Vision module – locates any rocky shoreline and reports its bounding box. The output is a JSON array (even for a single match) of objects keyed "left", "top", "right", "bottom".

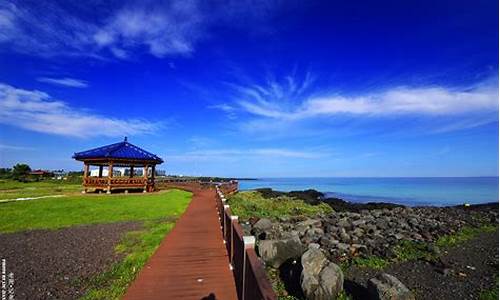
[{"left": 238, "top": 188, "right": 499, "bottom": 299}]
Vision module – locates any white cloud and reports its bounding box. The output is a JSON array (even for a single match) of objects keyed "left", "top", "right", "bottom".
[
  {"left": 225, "top": 74, "right": 498, "bottom": 121},
  {"left": 0, "top": 83, "right": 161, "bottom": 138},
  {"left": 93, "top": 2, "right": 203, "bottom": 58},
  {"left": 37, "top": 77, "right": 88, "bottom": 88},
  {"left": 0, "top": 1, "right": 285, "bottom": 59}
]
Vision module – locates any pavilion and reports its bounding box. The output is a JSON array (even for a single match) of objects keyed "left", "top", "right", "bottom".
[{"left": 73, "top": 137, "right": 164, "bottom": 193}]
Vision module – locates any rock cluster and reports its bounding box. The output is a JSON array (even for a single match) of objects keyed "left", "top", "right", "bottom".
[
  {"left": 246, "top": 190, "right": 498, "bottom": 299},
  {"left": 250, "top": 205, "right": 498, "bottom": 260}
]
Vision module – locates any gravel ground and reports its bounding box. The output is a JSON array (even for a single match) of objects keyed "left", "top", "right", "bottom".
[
  {"left": 345, "top": 229, "right": 499, "bottom": 300},
  {"left": 0, "top": 222, "right": 141, "bottom": 300}
]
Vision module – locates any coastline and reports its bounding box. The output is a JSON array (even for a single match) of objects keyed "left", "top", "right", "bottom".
[
  {"left": 239, "top": 176, "right": 499, "bottom": 207},
  {"left": 253, "top": 187, "right": 499, "bottom": 211}
]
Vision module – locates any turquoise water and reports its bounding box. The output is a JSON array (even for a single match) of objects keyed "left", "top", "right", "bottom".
[{"left": 238, "top": 177, "right": 499, "bottom": 206}]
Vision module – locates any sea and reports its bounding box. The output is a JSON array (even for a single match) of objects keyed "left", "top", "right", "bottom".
[{"left": 238, "top": 177, "right": 499, "bottom": 206}]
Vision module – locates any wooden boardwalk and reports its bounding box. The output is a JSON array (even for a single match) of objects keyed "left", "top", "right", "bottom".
[{"left": 123, "top": 187, "right": 238, "bottom": 300}]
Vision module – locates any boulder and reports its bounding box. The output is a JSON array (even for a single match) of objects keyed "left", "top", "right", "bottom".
[
  {"left": 317, "top": 263, "right": 344, "bottom": 300},
  {"left": 302, "top": 247, "right": 328, "bottom": 276},
  {"left": 296, "top": 219, "right": 322, "bottom": 236},
  {"left": 253, "top": 218, "right": 273, "bottom": 232},
  {"left": 352, "top": 219, "right": 366, "bottom": 227},
  {"left": 301, "top": 249, "right": 326, "bottom": 299},
  {"left": 301, "top": 248, "right": 344, "bottom": 300},
  {"left": 337, "top": 243, "right": 350, "bottom": 253},
  {"left": 368, "top": 273, "right": 415, "bottom": 300},
  {"left": 258, "top": 234, "right": 305, "bottom": 268},
  {"left": 303, "top": 228, "right": 325, "bottom": 244},
  {"left": 337, "top": 218, "right": 351, "bottom": 228}
]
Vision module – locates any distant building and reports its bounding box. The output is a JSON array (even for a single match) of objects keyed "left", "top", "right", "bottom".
[
  {"left": 30, "top": 169, "right": 53, "bottom": 177},
  {"left": 52, "top": 169, "right": 67, "bottom": 180}
]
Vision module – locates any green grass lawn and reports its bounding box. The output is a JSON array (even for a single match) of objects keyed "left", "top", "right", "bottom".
[
  {"left": 0, "top": 179, "right": 82, "bottom": 200},
  {"left": 0, "top": 189, "right": 192, "bottom": 233}
]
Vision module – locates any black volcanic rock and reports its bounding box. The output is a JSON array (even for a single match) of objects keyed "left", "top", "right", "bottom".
[{"left": 254, "top": 188, "right": 403, "bottom": 211}]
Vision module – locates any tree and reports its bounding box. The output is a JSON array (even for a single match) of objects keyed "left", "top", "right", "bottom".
[
  {"left": 12, "top": 163, "right": 31, "bottom": 181},
  {"left": 0, "top": 168, "right": 12, "bottom": 179}
]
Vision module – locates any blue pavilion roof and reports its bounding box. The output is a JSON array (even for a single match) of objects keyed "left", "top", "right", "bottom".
[{"left": 73, "top": 138, "right": 163, "bottom": 164}]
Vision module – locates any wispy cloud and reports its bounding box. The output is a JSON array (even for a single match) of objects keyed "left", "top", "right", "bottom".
[
  {"left": 0, "top": 83, "right": 161, "bottom": 138},
  {"left": 167, "top": 147, "right": 332, "bottom": 162},
  {"left": 37, "top": 77, "right": 88, "bottom": 88},
  {"left": 210, "top": 72, "right": 499, "bottom": 136},
  {"left": 0, "top": 143, "right": 34, "bottom": 151},
  {"left": 0, "top": 1, "right": 285, "bottom": 59},
  {"left": 234, "top": 78, "right": 498, "bottom": 120},
  {"left": 208, "top": 103, "right": 238, "bottom": 119}
]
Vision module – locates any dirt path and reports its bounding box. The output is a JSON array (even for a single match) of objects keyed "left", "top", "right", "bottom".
[
  {"left": 0, "top": 222, "right": 140, "bottom": 299},
  {"left": 123, "top": 187, "right": 238, "bottom": 300},
  {"left": 345, "top": 230, "right": 499, "bottom": 300}
]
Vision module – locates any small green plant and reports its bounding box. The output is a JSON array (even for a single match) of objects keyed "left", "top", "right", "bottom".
[
  {"left": 393, "top": 240, "right": 434, "bottom": 262},
  {"left": 479, "top": 276, "right": 499, "bottom": 300},
  {"left": 266, "top": 267, "right": 301, "bottom": 300},
  {"left": 436, "top": 225, "right": 497, "bottom": 248},
  {"left": 352, "top": 256, "right": 389, "bottom": 269},
  {"left": 337, "top": 291, "right": 352, "bottom": 300}
]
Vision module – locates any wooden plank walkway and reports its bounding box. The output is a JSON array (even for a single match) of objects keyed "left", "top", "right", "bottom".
[{"left": 123, "top": 187, "right": 238, "bottom": 300}]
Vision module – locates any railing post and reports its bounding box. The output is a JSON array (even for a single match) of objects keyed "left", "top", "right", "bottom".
[
  {"left": 242, "top": 236, "right": 256, "bottom": 300},
  {"left": 230, "top": 215, "right": 238, "bottom": 268},
  {"left": 223, "top": 205, "right": 230, "bottom": 243}
]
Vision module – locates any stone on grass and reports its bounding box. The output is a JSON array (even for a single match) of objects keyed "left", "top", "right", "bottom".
[{"left": 368, "top": 273, "right": 415, "bottom": 300}]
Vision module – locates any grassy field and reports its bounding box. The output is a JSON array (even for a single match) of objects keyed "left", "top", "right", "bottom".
[
  {"left": 0, "top": 179, "right": 82, "bottom": 200},
  {"left": 0, "top": 188, "right": 192, "bottom": 233}
]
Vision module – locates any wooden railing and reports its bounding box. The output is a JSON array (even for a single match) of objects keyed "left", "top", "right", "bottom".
[
  {"left": 83, "top": 177, "right": 150, "bottom": 187},
  {"left": 156, "top": 179, "right": 276, "bottom": 299},
  {"left": 216, "top": 184, "right": 276, "bottom": 300}
]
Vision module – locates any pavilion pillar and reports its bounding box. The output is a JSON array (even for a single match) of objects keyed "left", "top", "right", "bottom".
[
  {"left": 151, "top": 165, "right": 156, "bottom": 192},
  {"left": 82, "top": 163, "right": 89, "bottom": 194},
  {"left": 143, "top": 165, "right": 148, "bottom": 193},
  {"left": 107, "top": 161, "right": 113, "bottom": 194},
  {"left": 130, "top": 166, "right": 134, "bottom": 178},
  {"left": 83, "top": 163, "right": 89, "bottom": 178},
  {"left": 98, "top": 165, "right": 103, "bottom": 178}
]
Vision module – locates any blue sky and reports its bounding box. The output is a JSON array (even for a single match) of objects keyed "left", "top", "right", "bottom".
[{"left": 0, "top": 0, "right": 498, "bottom": 177}]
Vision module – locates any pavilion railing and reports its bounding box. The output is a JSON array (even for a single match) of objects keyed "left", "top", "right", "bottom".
[
  {"left": 216, "top": 184, "right": 276, "bottom": 300},
  {"left": 83, "top": 177, "right": 152, "bottom": 187}
]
